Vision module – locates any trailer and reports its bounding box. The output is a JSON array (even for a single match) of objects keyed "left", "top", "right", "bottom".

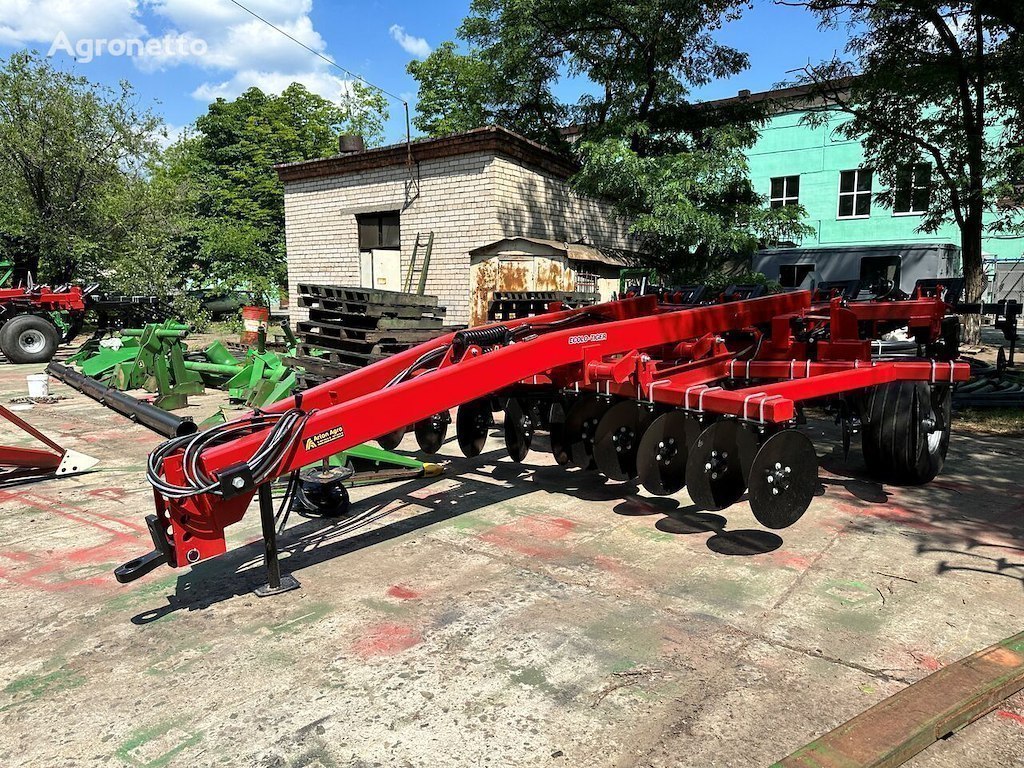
[
  {"left": 754, "top": 243, "right": 963, "bottom": 294},
  {"left": 116, "top": 282, "right": 984, "bottom": 594}
]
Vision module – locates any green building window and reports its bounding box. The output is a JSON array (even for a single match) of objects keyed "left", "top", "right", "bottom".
[
  {"left": 770, "top": 175, "right": 800, "bottom": 208},
  {"left": 838, "top": 169, "right": 873, "bottom": 219},
  {"left": 893, "top": 163, "right": 932, "bottom": 215}
]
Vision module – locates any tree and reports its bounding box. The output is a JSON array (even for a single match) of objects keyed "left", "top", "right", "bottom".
[
  {"left": 783, "top": 1, "right": 1023, "bottom": 340},
  {"left": 409, "top": 0, "right": 811, "bottom": 274},
  {"left": 159, "top": 82, "right": 388, "bottom": 301},
  {"left": 574, "top": 122, "right": 814, "bottom": 277},
  {"left": 0, "top": 51, "right": 169, "bottom": 284},
  {"left": 406, "top": 42, "right": 494, "bottom": 137}
]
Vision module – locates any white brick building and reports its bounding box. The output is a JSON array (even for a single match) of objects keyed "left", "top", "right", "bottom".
[{"left": 276, "top": 126, "right": 638, "bottom": 326}]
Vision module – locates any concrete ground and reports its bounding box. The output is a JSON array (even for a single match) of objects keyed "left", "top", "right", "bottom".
[{"left": 0, "top": 354, "right": 1022, "bottom": 768}]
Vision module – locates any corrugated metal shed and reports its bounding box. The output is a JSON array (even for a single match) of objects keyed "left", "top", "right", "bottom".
[{"left": 468, "top": 237, "right": 628, "bottom": 325}]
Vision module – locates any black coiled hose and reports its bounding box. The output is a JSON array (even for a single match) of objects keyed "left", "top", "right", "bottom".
[{"left": 147, "top": 408, "right": 312, "bottom": 500}]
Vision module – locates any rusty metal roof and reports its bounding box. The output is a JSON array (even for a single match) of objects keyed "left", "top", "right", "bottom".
[
  {"left": 469, "top": 237, "right": 629, "bottom": 266},
  {"left": 275, "top": 126, "right": 578, "bottom": 183}
]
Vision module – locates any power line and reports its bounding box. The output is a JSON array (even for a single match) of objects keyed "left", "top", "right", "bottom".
[
  {"left": 225, "top": 0, "right": 407, "bottom": 105},
  {"left": 224, "top": 0, "right": 414, "bottom": 170}
]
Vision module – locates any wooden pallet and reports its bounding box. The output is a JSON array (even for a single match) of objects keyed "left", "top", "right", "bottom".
[
  {"left": 491, "top": 291, "right": 599, "bottom": 303},
  {"left": 297, "top": 329, "right": 415, "bottom": 356},
  {"left": 487, "top": 291, "right": 598, "bottom": 321},
  {"left": 307, "top": 307, "right": 445, "bottom": 330},
  {"left": 288, "top": 355, "right": 360, "bottom": 389},
  {"left": 296, "top": 343, "right": 392, "bottom": 367},
  {"left": 298, "top": 284, "right": 439, "bottom": 308},
  {"left": 297, "top": 320, "right": 450, "bottom": 345},
  {"left": 298, "top": 294, "right": 447, "bottom": 319},
  {"left": 295, "top": 284, "right": 455, "bottom": 371}
]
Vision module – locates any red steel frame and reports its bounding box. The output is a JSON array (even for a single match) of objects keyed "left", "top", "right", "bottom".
[
  {"left": 0, "top": 285, "right": 87, "bottom": 313},
  {"left": 140, "top": 289, "right": 970, "bottom": 572}
]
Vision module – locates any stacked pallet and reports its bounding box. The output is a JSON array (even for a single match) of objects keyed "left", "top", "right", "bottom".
[
  {"left": 291, "top": 284, "right": 456, "bottom": 387},
  {"left": 487, "top": 291, "right": 599, "bottom": 321}
]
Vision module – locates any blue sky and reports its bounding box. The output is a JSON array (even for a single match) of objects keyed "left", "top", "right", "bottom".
[{"left": 0, "top": 0, "right": 851, "bottom": 145}]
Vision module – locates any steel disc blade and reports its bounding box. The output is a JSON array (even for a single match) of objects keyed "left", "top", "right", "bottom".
[
  {"left": 592, "top": 401, "right": 654, "bottom": 481},
  {"left": 564, "top": 394, "right": 605, "bottom": 469},
  {"left": 414, "top": 412, "right": 450, "bottom": 455},
  {"left": 503, "top": 398, "right": 534, "bottom": 462},
  {"left": 684, "top": 420, "right": 760, "bottom": 511},
  {"left": 747, "top": 430, "right": 818, "bottom": 529},
  {"left": 456, "top": 398, "right": 492, "bottom": 458},
  {"left": 637, "top": 411, "right": 701, "bottom": 495},
  {"left": 377, "top": 425, "right": 406, "bottom": 451},
  {"left": 548, "top": 398, "right": 571, "bottom": 465}
]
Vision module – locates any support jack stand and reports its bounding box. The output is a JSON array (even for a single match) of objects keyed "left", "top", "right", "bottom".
[{"left": 253, "top": 482, "right": 300, "bottom": 597}]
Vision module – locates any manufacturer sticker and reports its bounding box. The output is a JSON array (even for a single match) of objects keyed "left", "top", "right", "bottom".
[
  {"left": 304, "top": 425, "right": 345, "bottom": 451},
  {"left": 568, "top": 332, "right": 608, "bottom": 345}
]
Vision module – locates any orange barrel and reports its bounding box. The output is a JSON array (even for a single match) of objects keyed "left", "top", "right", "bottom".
[{"left": 240, "top": 305, "right": 270, "bottom": 345}]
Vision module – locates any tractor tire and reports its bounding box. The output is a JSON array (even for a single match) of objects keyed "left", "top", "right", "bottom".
[
  {"left": 861, "top": 381, "right": 951, "bottom": 485},
  {"left": 0, "top": 314, "right": 60, "bottom": 364}
]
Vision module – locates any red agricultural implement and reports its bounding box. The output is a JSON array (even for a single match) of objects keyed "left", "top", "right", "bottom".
[
  {"left": 1, "top": 404, "right": 99, "bottom": 487},
  {"left": 0, "top": 281, "right": 163, "bottom": 364},
  {"left": 116, "top": 283, "right": 980, "bottom": 594},
  {"left": 0, "top": 283, "right": 88, "bottom": 363}
]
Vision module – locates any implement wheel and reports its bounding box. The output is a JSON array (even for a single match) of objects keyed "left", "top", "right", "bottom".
[
  {"left": 0, "top": 315, "right": 59, "bottom": 364},
  {"left": 861, "top": 381, "right": 951, "bottom": 485}
]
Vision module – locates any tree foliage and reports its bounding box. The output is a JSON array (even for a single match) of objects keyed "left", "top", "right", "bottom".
[
  {"left": 0, "top": 51, "right": 172, "bottom": 285},
  {"left": 158, "top": 82, "right": 388, "bottom": 301},
  {"left": 406, "top": 42, "right": 493, "bottom": 137},
  {"left": 786, "top": 1, "right": 1024, "bottom": 334},
  {"left": 408, "top": 0, "right": 812, "bottom": 274}
]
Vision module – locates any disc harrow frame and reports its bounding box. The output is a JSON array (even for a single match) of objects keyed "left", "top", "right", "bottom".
[{"left": 117, "top": 286, "right": 978, "bottom": 592}]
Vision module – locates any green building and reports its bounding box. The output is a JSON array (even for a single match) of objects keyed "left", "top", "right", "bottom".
[{"left": 714, "top": 85, "right": 1024, "bottom": 296}]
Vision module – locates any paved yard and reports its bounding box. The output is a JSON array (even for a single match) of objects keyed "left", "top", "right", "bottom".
[{"left": 0, "top": 357, "right": 1022, "bottom": 767}]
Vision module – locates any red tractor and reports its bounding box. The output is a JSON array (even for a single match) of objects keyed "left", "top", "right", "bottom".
[
  {"left": 0, "top": 281, "right": 161, "bottom": 364},
  {"left": 0, "top": 283, "right": 89, "bottom": 364}
]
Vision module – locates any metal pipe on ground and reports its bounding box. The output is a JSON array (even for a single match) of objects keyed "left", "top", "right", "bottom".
[
  {"left": 46, "top": 362, "right": 197, "bottom": 438},
  {"left": 119, "top": 329, "right": 188, "bottom": 339},
  {"left": 182, "top": 361, "right": 244, "bottom": 376}
]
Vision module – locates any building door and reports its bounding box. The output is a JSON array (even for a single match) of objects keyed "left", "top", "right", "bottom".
[{"left": 359, "top": 249, "right": 402, "bottom": 290}]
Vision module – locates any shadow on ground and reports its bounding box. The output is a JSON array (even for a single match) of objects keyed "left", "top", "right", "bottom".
[{"left": 131, "top": 416, "right": 1024, "bottom": 622}]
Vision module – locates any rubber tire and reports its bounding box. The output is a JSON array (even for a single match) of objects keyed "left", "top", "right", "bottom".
[
  {"left": 861, "top": 381, "right": 951, "bottom": 485},
  {"left": 0, "top": 315, "right": 60, "bottom": 364}
]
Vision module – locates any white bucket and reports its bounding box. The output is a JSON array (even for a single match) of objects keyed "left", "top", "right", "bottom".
[{"left": 27, "top": 373, "right": 50, "bottom": 399}]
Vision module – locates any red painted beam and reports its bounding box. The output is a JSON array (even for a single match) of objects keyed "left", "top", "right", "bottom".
[{"left": 0, "top": 445, "right": 61, "bottom": 469}]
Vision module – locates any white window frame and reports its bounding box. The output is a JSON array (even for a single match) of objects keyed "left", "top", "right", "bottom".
[
  {"left": 769, "top": 175, "right": 800, "bottom": 208},
  {"left": 892, "top": 163, "right": 931, "bottom": 217},
  {"left": 837, "top": 169, "right": 873, "bottom": 220}
]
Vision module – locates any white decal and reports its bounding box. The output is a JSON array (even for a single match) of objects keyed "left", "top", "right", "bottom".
[{"left": 568, "top": 332, "right": 608, "bottom": 345}]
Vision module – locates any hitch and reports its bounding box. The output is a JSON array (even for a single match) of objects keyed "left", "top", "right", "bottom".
[{"left": 114, "top": 514, "right": 172, "bottom": 583}]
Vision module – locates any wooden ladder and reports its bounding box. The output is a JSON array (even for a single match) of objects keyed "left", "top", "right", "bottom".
[{"left": 404, "top": 232, "right": 435, "bottom": 295}]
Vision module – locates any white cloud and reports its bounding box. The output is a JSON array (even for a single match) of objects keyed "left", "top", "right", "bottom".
[
  {"left": 0, "top": 0, "right": 368, "bottom": 109},
  {"left": 153, "top": 121, "right": 188, "bottom": 150},
  {"left": 388, "top": 24, "right": 430, "bottom": 59},
  {"left": 144, "top": 0, "right": 353, "bottom": 104},
  {"left": 0, "top": 0, "right": 145, "bottom": 47},
  {"left": 141, "top": 1, "right": 330, "bottom": 74},
  {"left": 191, "top": 69, "right": 354, "bottom": 103}
]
